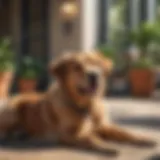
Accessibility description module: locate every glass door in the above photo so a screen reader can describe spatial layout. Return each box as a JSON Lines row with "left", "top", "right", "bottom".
{"left": 21, "top": 0, "right": 49, "bottom": 90}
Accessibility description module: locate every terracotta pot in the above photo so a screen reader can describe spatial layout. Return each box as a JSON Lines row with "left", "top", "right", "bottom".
{"left": 18, "top": 79, "right": 37, "bottom": 93}
{"left": 129, "top": 69, "right": 155, "bottom": 97}
{"left": 0, "top": 71, "right": 14, "bottom": 98}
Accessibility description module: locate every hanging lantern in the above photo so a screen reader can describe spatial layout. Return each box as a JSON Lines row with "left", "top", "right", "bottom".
{"left": 60, "top": 0, "right": 79, "bottom": 21}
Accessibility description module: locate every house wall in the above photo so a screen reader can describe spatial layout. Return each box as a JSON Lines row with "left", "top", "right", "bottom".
{"left": 9, "top": 0, "right": 158, "bottom": 60}
{"left": 9, "top": 0, "right": 99, "bottom": 60}
{"left": 49, "top": 0, "right": 82, "bottom": 59}
{"left": 48, "top": 0, "right": 99, "bottom": 57}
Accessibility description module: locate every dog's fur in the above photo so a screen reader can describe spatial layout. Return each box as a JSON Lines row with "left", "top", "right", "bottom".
{"left": 0, "top": 51, "right": 156, "bottom": 155}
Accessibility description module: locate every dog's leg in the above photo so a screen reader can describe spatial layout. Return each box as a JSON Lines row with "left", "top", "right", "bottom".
{"left": 97, "top": 125, "right": 156, "bottom": 147}
{"left": 59, "top": 134, "right": 119, "bottom": 156}
{"left": 91, "top": 102, "right": 156, "bottom": 147}
{"left": 78, "top": 134, "right": 119, "bottom": 156}
{"left": 0, "top": 106, "right": 19, "bottom": 140}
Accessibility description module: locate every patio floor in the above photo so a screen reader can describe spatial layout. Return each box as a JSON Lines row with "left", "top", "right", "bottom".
{"left": 0, "top": 98, "right": 159, "bottom": 160}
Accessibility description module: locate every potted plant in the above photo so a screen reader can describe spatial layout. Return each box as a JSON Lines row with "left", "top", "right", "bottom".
{"left": 98, "top": 44, "right": 116, "bottom": 61}
{"left": 0, "top": 38, "right": 15, "bottom": 98}
{"left": 129, "top": 22, "right": 159, "bottom": 97}
{"left": 99, "top": 45, "right": 128, "bottom": 96}
{"left": 18, "top": 56, "right": 42, "bottom": 93}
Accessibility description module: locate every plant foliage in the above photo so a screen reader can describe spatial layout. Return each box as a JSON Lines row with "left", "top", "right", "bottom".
{"left": 18, "top": 56, "right": 43, "bottom": 80}
{"left": 0, "top": 37, "right": 15, "bottom": 72}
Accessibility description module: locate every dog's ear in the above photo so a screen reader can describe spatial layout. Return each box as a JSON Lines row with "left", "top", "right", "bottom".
{"left": 49, "top": 58, "right": 66, "bottom": 78}
{"left": 49, "top": 54, "right": 72, "bottom": 78}
{"left": 95, "top": 51, "right": 114, "bottom": 75}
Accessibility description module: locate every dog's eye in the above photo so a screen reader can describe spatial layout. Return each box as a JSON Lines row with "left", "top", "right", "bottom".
{"left": 74, "top": 64, "right": 81, "bottom": 72}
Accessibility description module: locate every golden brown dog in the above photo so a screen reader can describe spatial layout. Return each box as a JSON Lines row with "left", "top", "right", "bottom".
{"left": 0, "top": 51, "right": 156, "bottom": 155}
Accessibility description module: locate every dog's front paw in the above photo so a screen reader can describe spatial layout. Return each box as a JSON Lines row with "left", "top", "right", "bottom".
{"left": 103, "top": 148, "right": 119, "bottom": 157}
{"left": 133, "top": 138, "right": 157, "bottom": 148}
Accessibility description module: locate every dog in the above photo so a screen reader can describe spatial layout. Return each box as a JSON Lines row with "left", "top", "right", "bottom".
{"left": 0, "top": 51, "right": 156, "bottom": 155}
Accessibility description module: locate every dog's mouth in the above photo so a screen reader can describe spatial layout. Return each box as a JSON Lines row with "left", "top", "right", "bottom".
{"left": 77, "top": 76, "right": 98, "bottom": 95}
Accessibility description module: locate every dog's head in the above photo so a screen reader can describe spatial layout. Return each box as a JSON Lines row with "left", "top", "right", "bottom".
{"left": 49, "top": 51, "right": 113, "bottom": 106}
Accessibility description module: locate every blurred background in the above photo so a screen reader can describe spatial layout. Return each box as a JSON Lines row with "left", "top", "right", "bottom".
{"left": 0, "top": 0, "right": 160, "bottom": 98}
{"left": 0, "top": 0, "right": 160, "bottom": 159}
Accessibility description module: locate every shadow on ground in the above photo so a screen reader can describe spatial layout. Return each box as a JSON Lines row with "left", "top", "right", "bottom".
{"left": 147, "top": 154, "right": 160, "bottom": 160}
{"left": 0, "top": 140, "right": 118, "bottom": 157}
{"left": 0, "top": 139, "right": 58, "bottom": 149}
{"left": 115, "top": 116, "right": 160, "bottom": 130}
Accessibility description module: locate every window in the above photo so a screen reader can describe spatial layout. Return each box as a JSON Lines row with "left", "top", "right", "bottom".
{"left": 108, "top": 0, "right": 128, "bottom": 51}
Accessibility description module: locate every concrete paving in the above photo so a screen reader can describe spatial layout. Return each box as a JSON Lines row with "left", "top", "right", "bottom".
{"left": 0, "top": 98, "right": 159, "bottom": 160}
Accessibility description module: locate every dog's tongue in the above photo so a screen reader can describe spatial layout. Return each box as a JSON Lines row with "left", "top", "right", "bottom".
{"left": 88, "top": 82, "right": 97, "bottom": 93}
{"left": 78, "top": 80, "right": 97, "bottom": 95}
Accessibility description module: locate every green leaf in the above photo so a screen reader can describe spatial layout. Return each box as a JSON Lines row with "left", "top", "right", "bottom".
{"left": 98, "top": 44, "right": 116, "bottom": 61}
{"left": 132, "top": 58, "right": 154, "bottom": 69}
{"left": 0, "top": 37, "right": 15, "bottom": 71}
{"left": 18, "top": 56, "right": 44, "bottom": 79}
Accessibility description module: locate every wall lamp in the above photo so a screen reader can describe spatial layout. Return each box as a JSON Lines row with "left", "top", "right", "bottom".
{"left": 60, "top": 0, "right": 79, "bottom": 35}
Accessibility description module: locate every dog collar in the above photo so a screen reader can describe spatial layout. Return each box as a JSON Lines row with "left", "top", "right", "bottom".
{"left": 67, "top": 100, "right": 90, "bottom": 116}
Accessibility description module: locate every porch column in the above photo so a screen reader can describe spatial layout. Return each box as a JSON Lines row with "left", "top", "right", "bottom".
{"left": 140, "top": 0, "right": 148, "bottom": 22}
{"left": 147, "top": 0, "right": 156, "bottom": 23}
{"left": 81, "top": 0, "right": 99, "bottom": 51}
{"left": 126, "top": 0, "right": 140, "bottom": 30}
{"left": 140, "top": 0, "right": 156, "bottom": 23}
{"left": 130, "top": 0, "right": 140, "bottom": 29}
{"left": 98, "top": 0, "right": 110, "bottom": 44}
